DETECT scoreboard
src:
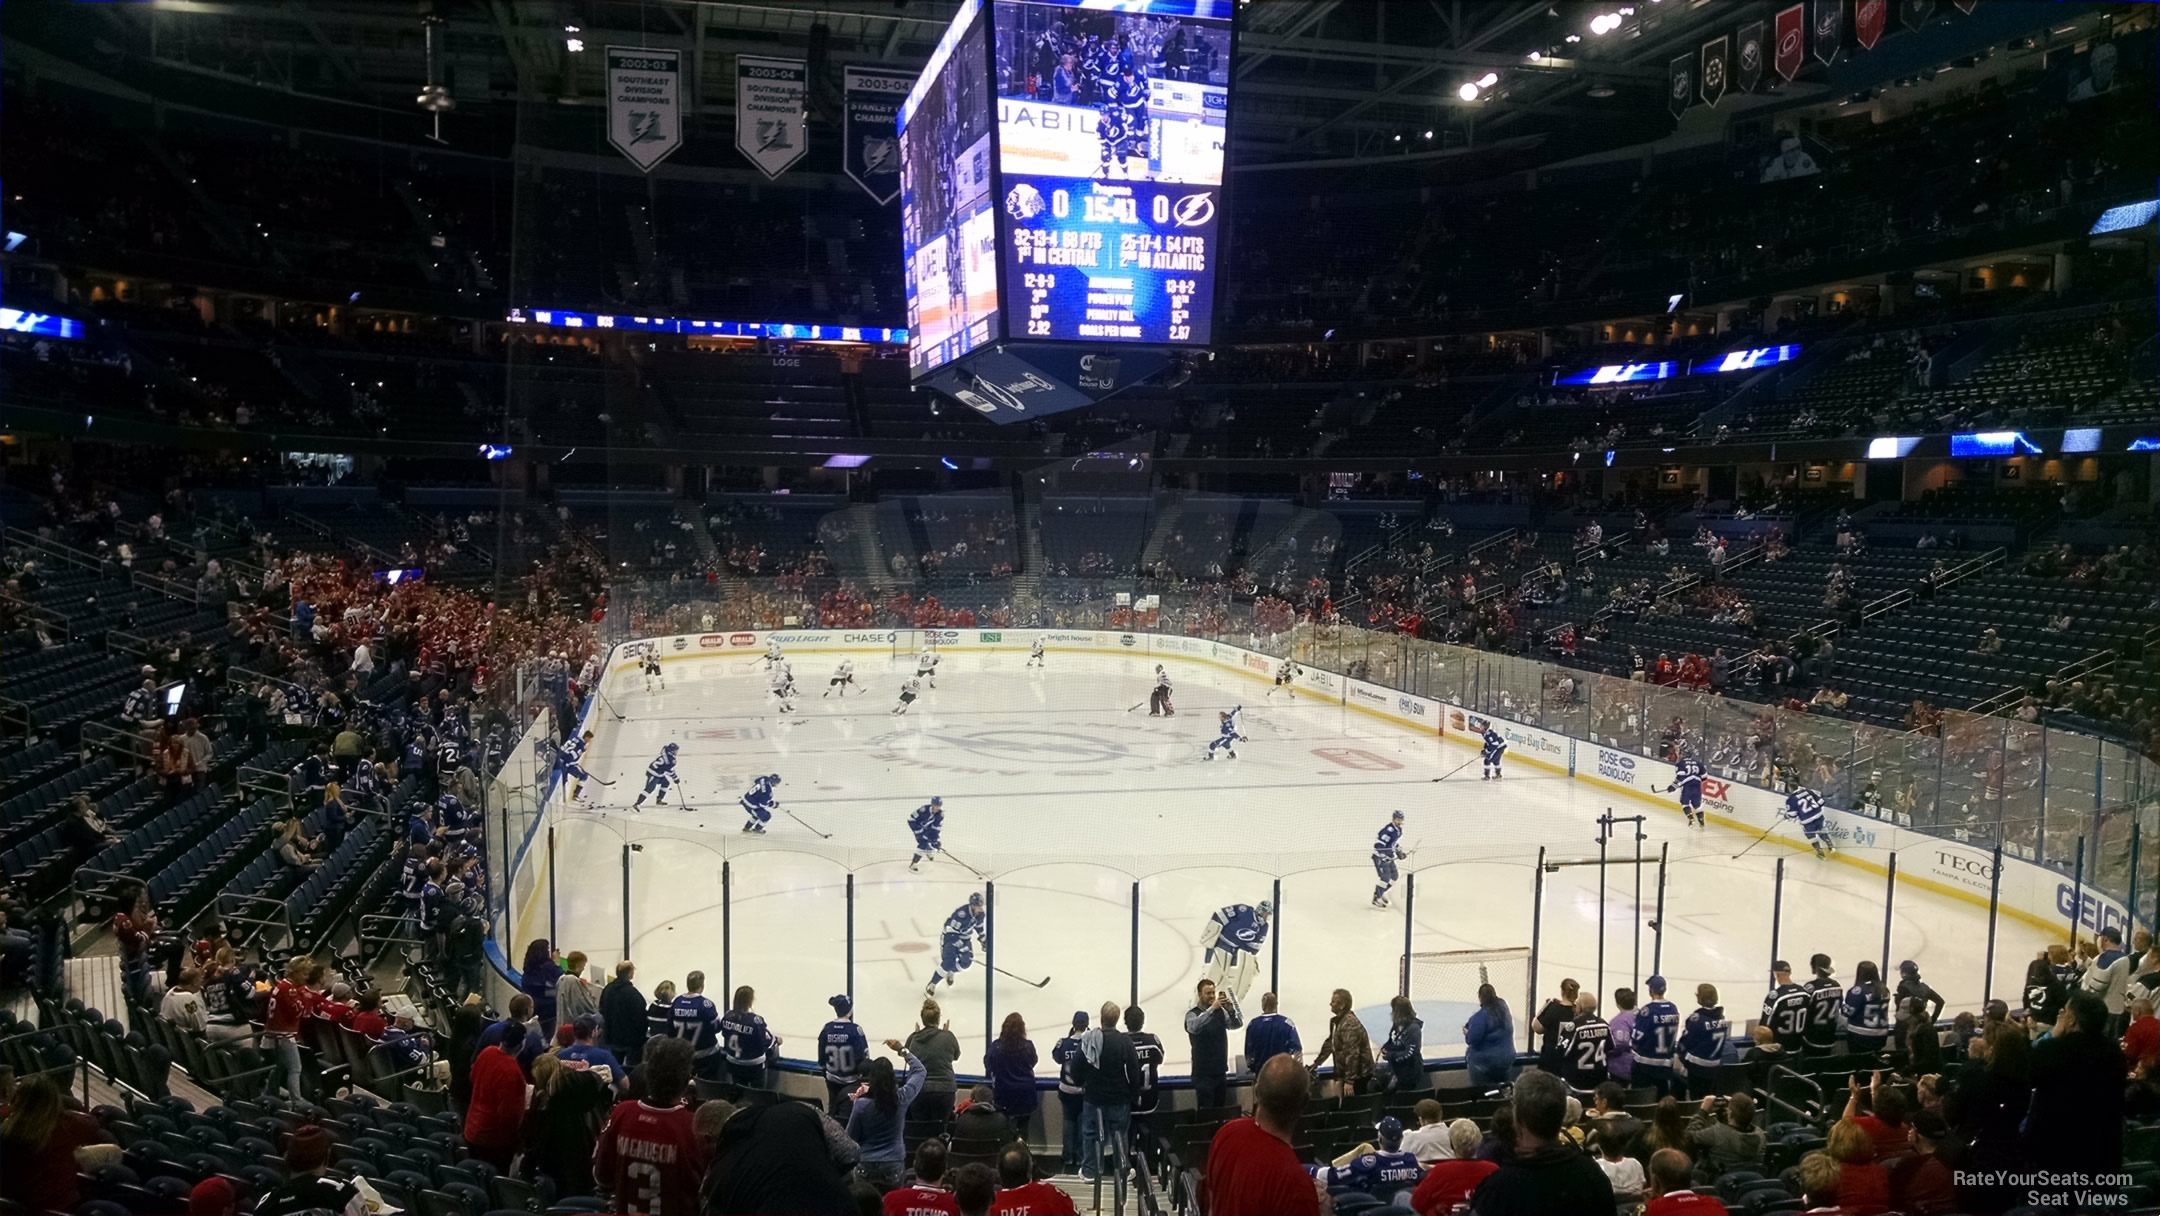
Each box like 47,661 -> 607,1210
902,0 -> 1236,395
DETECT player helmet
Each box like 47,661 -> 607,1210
1374,1116 -> 1404,1148
968,892 -> 985,908
1256,899 -> 1274,919
1391,810 -> 1405,822
929,795 -> 942,805
663,742 -> 679,754
767,774 -> 782,784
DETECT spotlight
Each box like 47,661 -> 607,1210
566,37 -> 585,52
1477,71 -> 1499,88
1423,129 -> 1435,139
1458,82 -> 1481,100
940,457 -> 958,470
1565,33 -> 1582,43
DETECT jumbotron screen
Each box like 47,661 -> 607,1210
992,0 -> 1234,348
900,0 -> 1000,376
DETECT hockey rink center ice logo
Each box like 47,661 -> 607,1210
868,720 -> 1175,775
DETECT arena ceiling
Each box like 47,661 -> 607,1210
37,0 -> 1837,169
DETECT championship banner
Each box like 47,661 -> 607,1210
735,56 -> 809,180
1775,4 -> 1806,80
842,67 -> 910,205
605,46 -> 683,173
1855,0 -> 1886,50
1700,35 -> 1730,107
1900,0 -> 1937,30
1813,0 -> 1844,66
1668,52 -> 1693,119
1737,20 -> 1767,93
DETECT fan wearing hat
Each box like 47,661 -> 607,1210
1316,1116 -> 1425,1201
255,1124 -> 363,1216
816,993 -> 870,1117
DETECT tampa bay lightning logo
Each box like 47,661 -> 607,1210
1172,191 -> 1216,228
868,720 -> 1175,775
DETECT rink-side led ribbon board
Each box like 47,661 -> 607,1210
496,627 -> 2109,1079
899,0 -> 1236,420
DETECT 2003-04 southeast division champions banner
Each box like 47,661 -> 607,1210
843,67 -> 912,205
736,55 -> 809,180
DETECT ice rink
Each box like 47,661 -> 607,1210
531,645 -> 2054,1076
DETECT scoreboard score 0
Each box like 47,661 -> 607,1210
903,0 -> 1235,386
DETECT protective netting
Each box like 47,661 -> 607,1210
1400,947 -> 1532,1056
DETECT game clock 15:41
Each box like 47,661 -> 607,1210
1000,174 -> 1216,346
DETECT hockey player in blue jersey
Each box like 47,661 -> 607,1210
1199,899 -> 1271,1006
926,892 -> 987,995
1665,755 -> 1708,827
630,742 -> 679,811
1371,811 -> 1408,910
1631,974 -> 1682,1098
1315,1117 -> 1424,1201
1785,786 -> 1833,857
1480,725 -> 1507,780
1202,706 -> 1245,761
739,773 -> 782,834
907,796 -> 945,872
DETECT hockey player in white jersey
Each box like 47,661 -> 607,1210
764,638 -> 784,668
1371,810 -> 1408,909
1267,658 -> 1299,699
1148,665 -> 1175,716
915,646 -> 941,689
1202,706 -> 1245,760
1199,899 -> 1272,1008
639,647 -> 665,692
824,659 -> 856,697
769,662 -> 798,714
630,743 -> 680,811
1027,637 -> 1045,668
892,676 -> 922,715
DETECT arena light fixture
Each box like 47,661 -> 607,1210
1458,81 -> 1481,101
566,37 -> 585,53
1477,71 -> 1500,88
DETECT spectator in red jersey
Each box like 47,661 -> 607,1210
1203,1054 -> 1321,1216
1643,1148 -> 1726,1216
463,1029 -> 527,1172
347,991 -> 387,1040
1842,1073 -> 1910,1162
0,1074 -> 114,1214
263,956 -> 322,1101
990,1143 -> 1076,1215
595,1037 -> 706,1216
1411,1118 -> 1498,1214
882,1139 -> 958,1215
1825,1118 -> 1890,1216
2124,997 -> 2160,1077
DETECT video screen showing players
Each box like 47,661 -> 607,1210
992,0 -> 1231,184
901,8 -> 1001,376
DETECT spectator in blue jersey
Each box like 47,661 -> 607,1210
557,1015 -> 625,1093
1464,983 -> 1516,1090
1052,1011 -> 1089,1172
520,939 -> 562,1036
1319,1115 -> 1425,1202
848,1041 -> 926,1191
1843,962 -> 1892,1068
817,994 -> 870,1118
670,970 -> 724,1081
984,1013 -> 1040,1139
475,993 -> 545,1080
720,985 -> 780,1090
1632,976 -> 1682,1099
1244,991 -> 1303,1073
1679,984 -> 1729,1100
1379,995 -> 1427,1094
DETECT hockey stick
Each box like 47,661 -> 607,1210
1730,818 -> 1784,860
939,847 -> 989,879
786,808 -> 835,840
1432,753 -> 1480,783
988,962 -> 1051,988
1127,701 -> 1147,713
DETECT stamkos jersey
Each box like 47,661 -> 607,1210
1322,1150 -> 1423,1199
1374,821 -> 1406,862
941,901 -> 985,944
1802,976 -> 1844,1048
1680,1006 -> 1730,1069
1564,1013 -> 1611,1091
1761,982 -> 1811,1051
1786,788 -> 1826,826
1054,1034 -> 1085,1096
1674,759 -> 1706,799
908,802 -> 944,835
1482,728 -> 1507,759
818,1019 -> 869,1087
1632,999 -> 1681,1068
1211,904 -> 1268,954
741,776 -> 779,810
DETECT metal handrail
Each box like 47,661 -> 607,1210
1967,647 -> 2117,717
2,526 -> 113,574
82,721 -> 153,764
0,697 -> 31,739
1465,528 -> 1518,561
130,569 -> 201,606
1,590 -> 74,638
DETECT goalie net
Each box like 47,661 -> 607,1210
1400,947 -> 1532,1054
